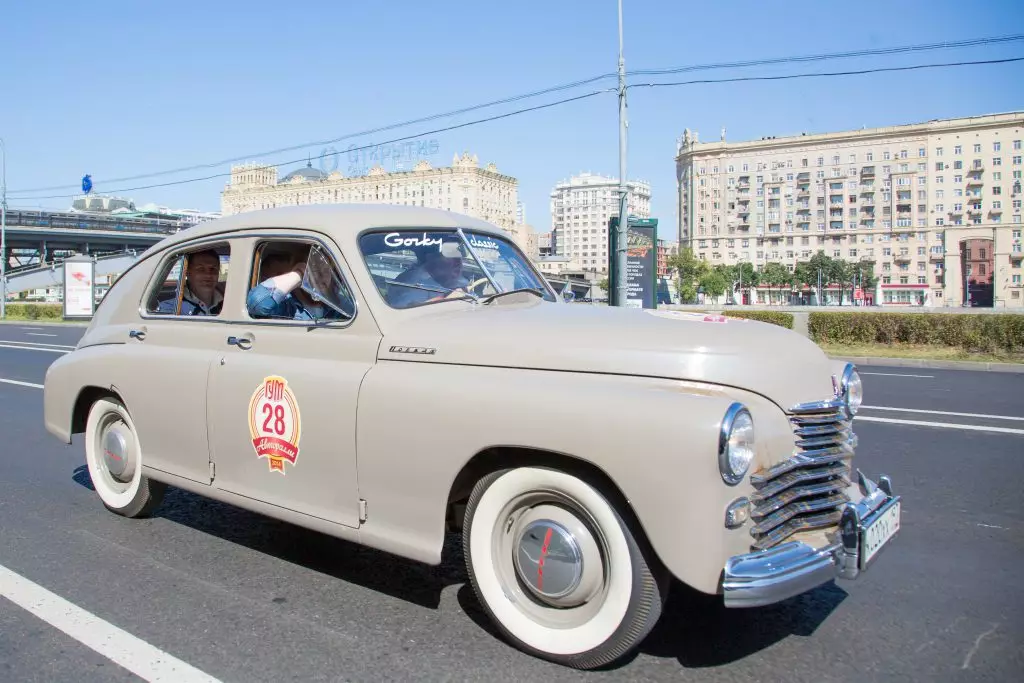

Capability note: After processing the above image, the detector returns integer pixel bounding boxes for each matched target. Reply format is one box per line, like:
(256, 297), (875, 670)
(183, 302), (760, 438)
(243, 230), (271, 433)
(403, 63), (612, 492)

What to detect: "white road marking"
(26, 332), (58, 337)
(19, 327), (45, 330)
(855, 415), (1024, 435)
(0, 344), (68, 355)
(0, 339), (76, 349)
(860, 372), (934, 378)
(0, 563), (222, 682)
(0, 378), (45, 389)
(861, 405), (1024, 422)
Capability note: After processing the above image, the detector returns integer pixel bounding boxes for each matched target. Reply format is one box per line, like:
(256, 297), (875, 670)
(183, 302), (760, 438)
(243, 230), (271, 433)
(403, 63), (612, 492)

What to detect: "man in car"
(387, 237), (472, 308)
(246, 245), (350, 321)
(158, 248), (223, 315)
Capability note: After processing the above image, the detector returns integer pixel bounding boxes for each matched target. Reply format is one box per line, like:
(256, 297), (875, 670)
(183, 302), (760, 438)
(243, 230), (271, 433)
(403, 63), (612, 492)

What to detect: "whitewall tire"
(84, 397), (165, 518)
(462, 466), (668, 669)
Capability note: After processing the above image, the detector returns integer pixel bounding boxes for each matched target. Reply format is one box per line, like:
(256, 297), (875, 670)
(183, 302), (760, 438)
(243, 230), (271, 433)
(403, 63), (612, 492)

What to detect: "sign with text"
(608, 217), (658, 309)
(62, 255), (96, 319)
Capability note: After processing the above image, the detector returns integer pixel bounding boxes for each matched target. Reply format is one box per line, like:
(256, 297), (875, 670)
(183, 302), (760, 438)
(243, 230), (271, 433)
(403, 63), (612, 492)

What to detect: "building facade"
(676, 112), (1024, 308)
(549, 172), (651, 275)
(221, 152), (519, 231)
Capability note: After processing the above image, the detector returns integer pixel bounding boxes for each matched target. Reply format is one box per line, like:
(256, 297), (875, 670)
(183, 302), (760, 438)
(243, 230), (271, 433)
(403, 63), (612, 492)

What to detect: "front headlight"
(719, 403), (755, 486)
(841, 364), (863, 416)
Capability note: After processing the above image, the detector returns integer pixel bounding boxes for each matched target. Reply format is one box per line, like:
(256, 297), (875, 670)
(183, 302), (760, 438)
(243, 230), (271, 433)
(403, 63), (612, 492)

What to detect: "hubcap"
(515, 520), (582, 601)
(101, 419), (135, 482)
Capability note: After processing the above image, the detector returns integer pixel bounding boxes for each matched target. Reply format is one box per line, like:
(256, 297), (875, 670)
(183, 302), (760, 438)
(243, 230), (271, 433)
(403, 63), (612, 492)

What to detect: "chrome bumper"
(722, 471), (900, 608)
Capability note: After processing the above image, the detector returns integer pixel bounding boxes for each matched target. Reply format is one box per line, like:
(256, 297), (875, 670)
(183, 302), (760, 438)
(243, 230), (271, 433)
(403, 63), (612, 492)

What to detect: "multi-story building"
(549, 172), (651, 275)
(221, 152), (519, 231)
(676, 112), (1024, 308)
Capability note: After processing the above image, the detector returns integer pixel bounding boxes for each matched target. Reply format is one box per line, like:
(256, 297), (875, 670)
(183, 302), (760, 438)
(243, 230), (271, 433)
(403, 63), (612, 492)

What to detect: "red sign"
(854, 288), (864, 300)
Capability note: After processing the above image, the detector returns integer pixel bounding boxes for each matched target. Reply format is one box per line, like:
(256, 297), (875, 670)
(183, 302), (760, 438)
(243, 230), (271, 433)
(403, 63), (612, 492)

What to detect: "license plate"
(861, 500), (900, 567)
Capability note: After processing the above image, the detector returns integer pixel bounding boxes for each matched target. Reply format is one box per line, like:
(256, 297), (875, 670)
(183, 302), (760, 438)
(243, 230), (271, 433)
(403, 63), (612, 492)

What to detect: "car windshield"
(359, 228), (556, 309)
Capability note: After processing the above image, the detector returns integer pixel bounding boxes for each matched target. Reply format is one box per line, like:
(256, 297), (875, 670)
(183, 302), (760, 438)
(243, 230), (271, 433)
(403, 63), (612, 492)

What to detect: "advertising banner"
(62, 256), (96, 319)
(608, 217), (658, 309)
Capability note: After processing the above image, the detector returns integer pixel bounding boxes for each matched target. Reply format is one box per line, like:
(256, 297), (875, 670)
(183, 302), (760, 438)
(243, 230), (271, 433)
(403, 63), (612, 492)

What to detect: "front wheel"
(84, 397), (166, 518)
(462, 466), (668, 669)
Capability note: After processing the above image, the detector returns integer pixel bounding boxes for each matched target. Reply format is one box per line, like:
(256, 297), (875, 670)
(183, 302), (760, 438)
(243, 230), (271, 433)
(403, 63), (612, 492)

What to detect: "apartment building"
(549, 172), (651, 275)
(221, 152), (519, 231)
(676, 112), (1024, 308)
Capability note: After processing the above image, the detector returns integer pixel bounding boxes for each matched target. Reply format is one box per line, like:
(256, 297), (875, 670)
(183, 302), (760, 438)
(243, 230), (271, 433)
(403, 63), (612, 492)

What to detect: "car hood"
(377, 297), (839, 411)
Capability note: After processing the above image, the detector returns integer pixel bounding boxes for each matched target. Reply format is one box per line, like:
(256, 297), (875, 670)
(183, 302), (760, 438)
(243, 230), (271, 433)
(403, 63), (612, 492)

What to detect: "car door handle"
(129, 328), (146, 341)
(227, 335), (253, 350)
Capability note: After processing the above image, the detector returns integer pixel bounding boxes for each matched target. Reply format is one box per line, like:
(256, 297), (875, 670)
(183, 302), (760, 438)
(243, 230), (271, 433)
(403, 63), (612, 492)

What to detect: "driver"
(246, 245), (347, 321)
(387, 237), (471, 308)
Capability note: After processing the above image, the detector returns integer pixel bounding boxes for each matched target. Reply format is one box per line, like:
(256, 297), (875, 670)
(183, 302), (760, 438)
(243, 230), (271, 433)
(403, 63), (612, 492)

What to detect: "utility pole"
(1, 137), (7, 320)
(614, 0), (630, 307)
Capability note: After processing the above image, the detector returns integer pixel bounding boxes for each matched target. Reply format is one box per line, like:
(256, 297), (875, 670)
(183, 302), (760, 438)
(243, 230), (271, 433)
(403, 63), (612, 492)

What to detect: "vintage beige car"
(43, 204), (901, 669)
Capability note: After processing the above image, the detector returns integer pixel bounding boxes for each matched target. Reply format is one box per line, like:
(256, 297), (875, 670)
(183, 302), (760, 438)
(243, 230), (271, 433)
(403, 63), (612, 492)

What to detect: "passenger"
(387, 238), (471, 308)
(158, 249), (223, 315)
(246, 246), (349, 321)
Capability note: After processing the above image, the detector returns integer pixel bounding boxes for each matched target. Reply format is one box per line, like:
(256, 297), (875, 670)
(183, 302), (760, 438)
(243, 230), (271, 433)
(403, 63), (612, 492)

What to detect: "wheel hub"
(514, 520), (583, 602)
(101, 421), (135, 481)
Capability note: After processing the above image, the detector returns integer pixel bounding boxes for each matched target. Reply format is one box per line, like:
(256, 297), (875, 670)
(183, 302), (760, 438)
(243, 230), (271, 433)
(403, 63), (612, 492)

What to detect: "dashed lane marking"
(0, 562), (223, 682)
(860, 372), (934, 378)
(855, 415), (1024, 435)
(0, 378), (45, 389)
(861, 405), (1024, 422)
(0, 339), (76, 349)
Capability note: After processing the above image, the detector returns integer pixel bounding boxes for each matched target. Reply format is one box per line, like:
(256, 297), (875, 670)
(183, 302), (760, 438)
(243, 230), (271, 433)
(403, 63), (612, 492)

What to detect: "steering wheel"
(465, 276), (490, 295)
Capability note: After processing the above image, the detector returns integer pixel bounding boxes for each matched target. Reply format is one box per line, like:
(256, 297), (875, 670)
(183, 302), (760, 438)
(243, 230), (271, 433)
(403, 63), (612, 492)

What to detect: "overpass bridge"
(2, 208), (181, 293)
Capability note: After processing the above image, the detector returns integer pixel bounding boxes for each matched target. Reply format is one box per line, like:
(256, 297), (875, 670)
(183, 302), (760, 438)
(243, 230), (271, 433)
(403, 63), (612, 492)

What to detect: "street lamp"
(1, 137), (7, 320)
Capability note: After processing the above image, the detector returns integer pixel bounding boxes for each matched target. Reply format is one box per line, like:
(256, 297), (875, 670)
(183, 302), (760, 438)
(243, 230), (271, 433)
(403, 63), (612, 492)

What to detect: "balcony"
(859, 254), (877, 263)
(894, 253), (912, 263)
(966, 177), (984, 187)
(861, 166), (876, 177)
(949, 207), (964, 215)
(929, 251), (945, 261)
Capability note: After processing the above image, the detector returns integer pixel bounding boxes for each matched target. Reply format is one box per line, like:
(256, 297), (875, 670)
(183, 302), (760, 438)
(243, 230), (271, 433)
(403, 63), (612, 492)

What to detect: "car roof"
(151, 204), (508, 255)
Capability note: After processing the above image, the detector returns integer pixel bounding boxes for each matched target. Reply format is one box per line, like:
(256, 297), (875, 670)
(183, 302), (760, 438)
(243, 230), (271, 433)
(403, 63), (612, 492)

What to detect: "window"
(359, 229), (553, 309)
(247, 239), (356, 321)
(146, 243), (231, 317)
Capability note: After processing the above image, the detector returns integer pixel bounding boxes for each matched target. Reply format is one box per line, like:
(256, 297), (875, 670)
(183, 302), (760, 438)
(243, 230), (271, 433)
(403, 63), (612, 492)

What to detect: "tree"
(760, 262), (792, 304)
(731, 262), (759, 303)
(597, 277), (609, 292)
(700, 269), (729, 302)
(667, 248), (709, 304)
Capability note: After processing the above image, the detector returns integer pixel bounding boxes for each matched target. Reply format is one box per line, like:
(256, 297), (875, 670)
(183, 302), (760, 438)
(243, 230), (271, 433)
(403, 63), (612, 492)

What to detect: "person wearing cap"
(387, 238), (471, 308)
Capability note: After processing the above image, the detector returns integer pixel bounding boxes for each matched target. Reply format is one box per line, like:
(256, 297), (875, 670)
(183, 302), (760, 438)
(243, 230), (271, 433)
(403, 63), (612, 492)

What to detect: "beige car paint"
(43, 204), (860, 598)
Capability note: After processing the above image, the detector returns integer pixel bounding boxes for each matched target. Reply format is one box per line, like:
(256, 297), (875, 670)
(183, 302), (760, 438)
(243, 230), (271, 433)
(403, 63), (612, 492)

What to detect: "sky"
(2, 0), (1023, 242)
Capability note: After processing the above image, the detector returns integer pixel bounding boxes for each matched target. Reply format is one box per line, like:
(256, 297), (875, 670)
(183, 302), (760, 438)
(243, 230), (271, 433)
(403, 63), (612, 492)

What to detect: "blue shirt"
(246, 280), (349, 321)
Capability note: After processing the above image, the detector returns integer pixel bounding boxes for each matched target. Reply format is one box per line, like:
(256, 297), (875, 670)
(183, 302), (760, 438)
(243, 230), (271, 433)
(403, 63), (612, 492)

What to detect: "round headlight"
(841, 365), (863, 415)
(719, 403), (755, 486)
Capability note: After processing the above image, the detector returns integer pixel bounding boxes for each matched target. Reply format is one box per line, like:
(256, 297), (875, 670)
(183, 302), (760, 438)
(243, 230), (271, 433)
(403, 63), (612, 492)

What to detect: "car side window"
(145, 244), (231, 317)
(245, 238), (356, 322)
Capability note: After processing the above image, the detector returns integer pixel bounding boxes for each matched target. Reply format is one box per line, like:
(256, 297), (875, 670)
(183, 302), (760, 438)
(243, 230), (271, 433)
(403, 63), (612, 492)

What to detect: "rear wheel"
(84, 397), (166, 518)
(462, 466), (668, 669)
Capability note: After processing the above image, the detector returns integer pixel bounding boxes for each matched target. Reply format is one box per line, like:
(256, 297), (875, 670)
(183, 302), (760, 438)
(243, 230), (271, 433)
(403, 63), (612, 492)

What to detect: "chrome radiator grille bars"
(748, 400), (855, 551)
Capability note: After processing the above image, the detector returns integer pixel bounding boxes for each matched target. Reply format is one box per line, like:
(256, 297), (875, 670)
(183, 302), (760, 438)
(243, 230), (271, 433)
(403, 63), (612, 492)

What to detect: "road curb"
(829, 355), (1024, 373)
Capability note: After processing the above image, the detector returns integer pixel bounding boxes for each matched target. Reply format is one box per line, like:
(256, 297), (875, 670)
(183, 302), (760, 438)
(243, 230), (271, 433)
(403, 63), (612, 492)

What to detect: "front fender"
(354, 361), (782, 595)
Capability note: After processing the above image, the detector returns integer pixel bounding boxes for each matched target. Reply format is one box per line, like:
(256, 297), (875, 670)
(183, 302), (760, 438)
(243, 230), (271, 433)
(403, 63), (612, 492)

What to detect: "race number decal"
(248, 375), (302, 474)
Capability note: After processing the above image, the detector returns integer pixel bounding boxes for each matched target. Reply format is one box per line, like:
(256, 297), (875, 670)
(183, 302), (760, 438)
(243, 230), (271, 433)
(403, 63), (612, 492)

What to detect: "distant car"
(43, 205), (901, 669)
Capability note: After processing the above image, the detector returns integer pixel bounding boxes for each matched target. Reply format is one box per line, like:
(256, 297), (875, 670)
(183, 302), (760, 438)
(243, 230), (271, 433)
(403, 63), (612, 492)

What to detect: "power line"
(629, 34), (1024, 76)
(626, 55), (1024, 89)
(10, 89), (614, 201)
(10, 33), (1023, 196)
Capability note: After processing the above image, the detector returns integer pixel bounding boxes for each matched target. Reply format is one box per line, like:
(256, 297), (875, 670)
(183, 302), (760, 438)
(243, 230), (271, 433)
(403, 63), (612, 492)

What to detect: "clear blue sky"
(2, 0), (1022, 241)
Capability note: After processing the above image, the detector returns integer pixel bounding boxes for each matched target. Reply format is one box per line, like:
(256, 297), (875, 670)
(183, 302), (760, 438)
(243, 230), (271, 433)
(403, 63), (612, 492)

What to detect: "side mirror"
(562, 287), (575, 303)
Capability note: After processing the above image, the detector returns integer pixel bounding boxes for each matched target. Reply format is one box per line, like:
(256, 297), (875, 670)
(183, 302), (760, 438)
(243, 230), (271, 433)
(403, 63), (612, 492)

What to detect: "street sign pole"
(614, 0), (630, 308)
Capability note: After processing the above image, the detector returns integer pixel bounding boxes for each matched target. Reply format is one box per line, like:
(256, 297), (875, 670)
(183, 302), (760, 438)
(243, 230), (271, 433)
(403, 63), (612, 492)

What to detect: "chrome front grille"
(748, 401), (856, 551)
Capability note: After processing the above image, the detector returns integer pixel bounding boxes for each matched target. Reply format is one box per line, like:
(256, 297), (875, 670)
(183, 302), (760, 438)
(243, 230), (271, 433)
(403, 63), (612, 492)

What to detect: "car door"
(121, 240), (234, 484)
(205, 231), (381, 528)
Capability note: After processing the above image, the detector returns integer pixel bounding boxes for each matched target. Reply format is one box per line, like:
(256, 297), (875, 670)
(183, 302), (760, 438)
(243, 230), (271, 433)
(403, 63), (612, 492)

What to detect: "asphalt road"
(1, 321), (1021, 682)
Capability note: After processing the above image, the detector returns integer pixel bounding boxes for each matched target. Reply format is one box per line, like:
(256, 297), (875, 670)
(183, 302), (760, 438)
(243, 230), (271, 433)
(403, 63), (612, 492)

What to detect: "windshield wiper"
(481, 288), (545, 304)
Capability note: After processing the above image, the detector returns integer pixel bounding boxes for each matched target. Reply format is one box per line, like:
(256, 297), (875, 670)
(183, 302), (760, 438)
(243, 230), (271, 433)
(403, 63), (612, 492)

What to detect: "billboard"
(62, 255), (96, 319)
(608, 217), (658, 309)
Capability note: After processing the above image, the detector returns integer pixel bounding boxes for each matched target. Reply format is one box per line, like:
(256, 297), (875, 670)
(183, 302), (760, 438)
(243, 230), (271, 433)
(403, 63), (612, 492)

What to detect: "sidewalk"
(829, 355), (1024, 373)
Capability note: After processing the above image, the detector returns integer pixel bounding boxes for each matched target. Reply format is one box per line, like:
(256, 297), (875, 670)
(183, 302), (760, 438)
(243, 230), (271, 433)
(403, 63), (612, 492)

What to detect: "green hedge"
(3, 303), (64, 320)
(808, 312), (1024, 353)
(719, 310), (795, 329)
